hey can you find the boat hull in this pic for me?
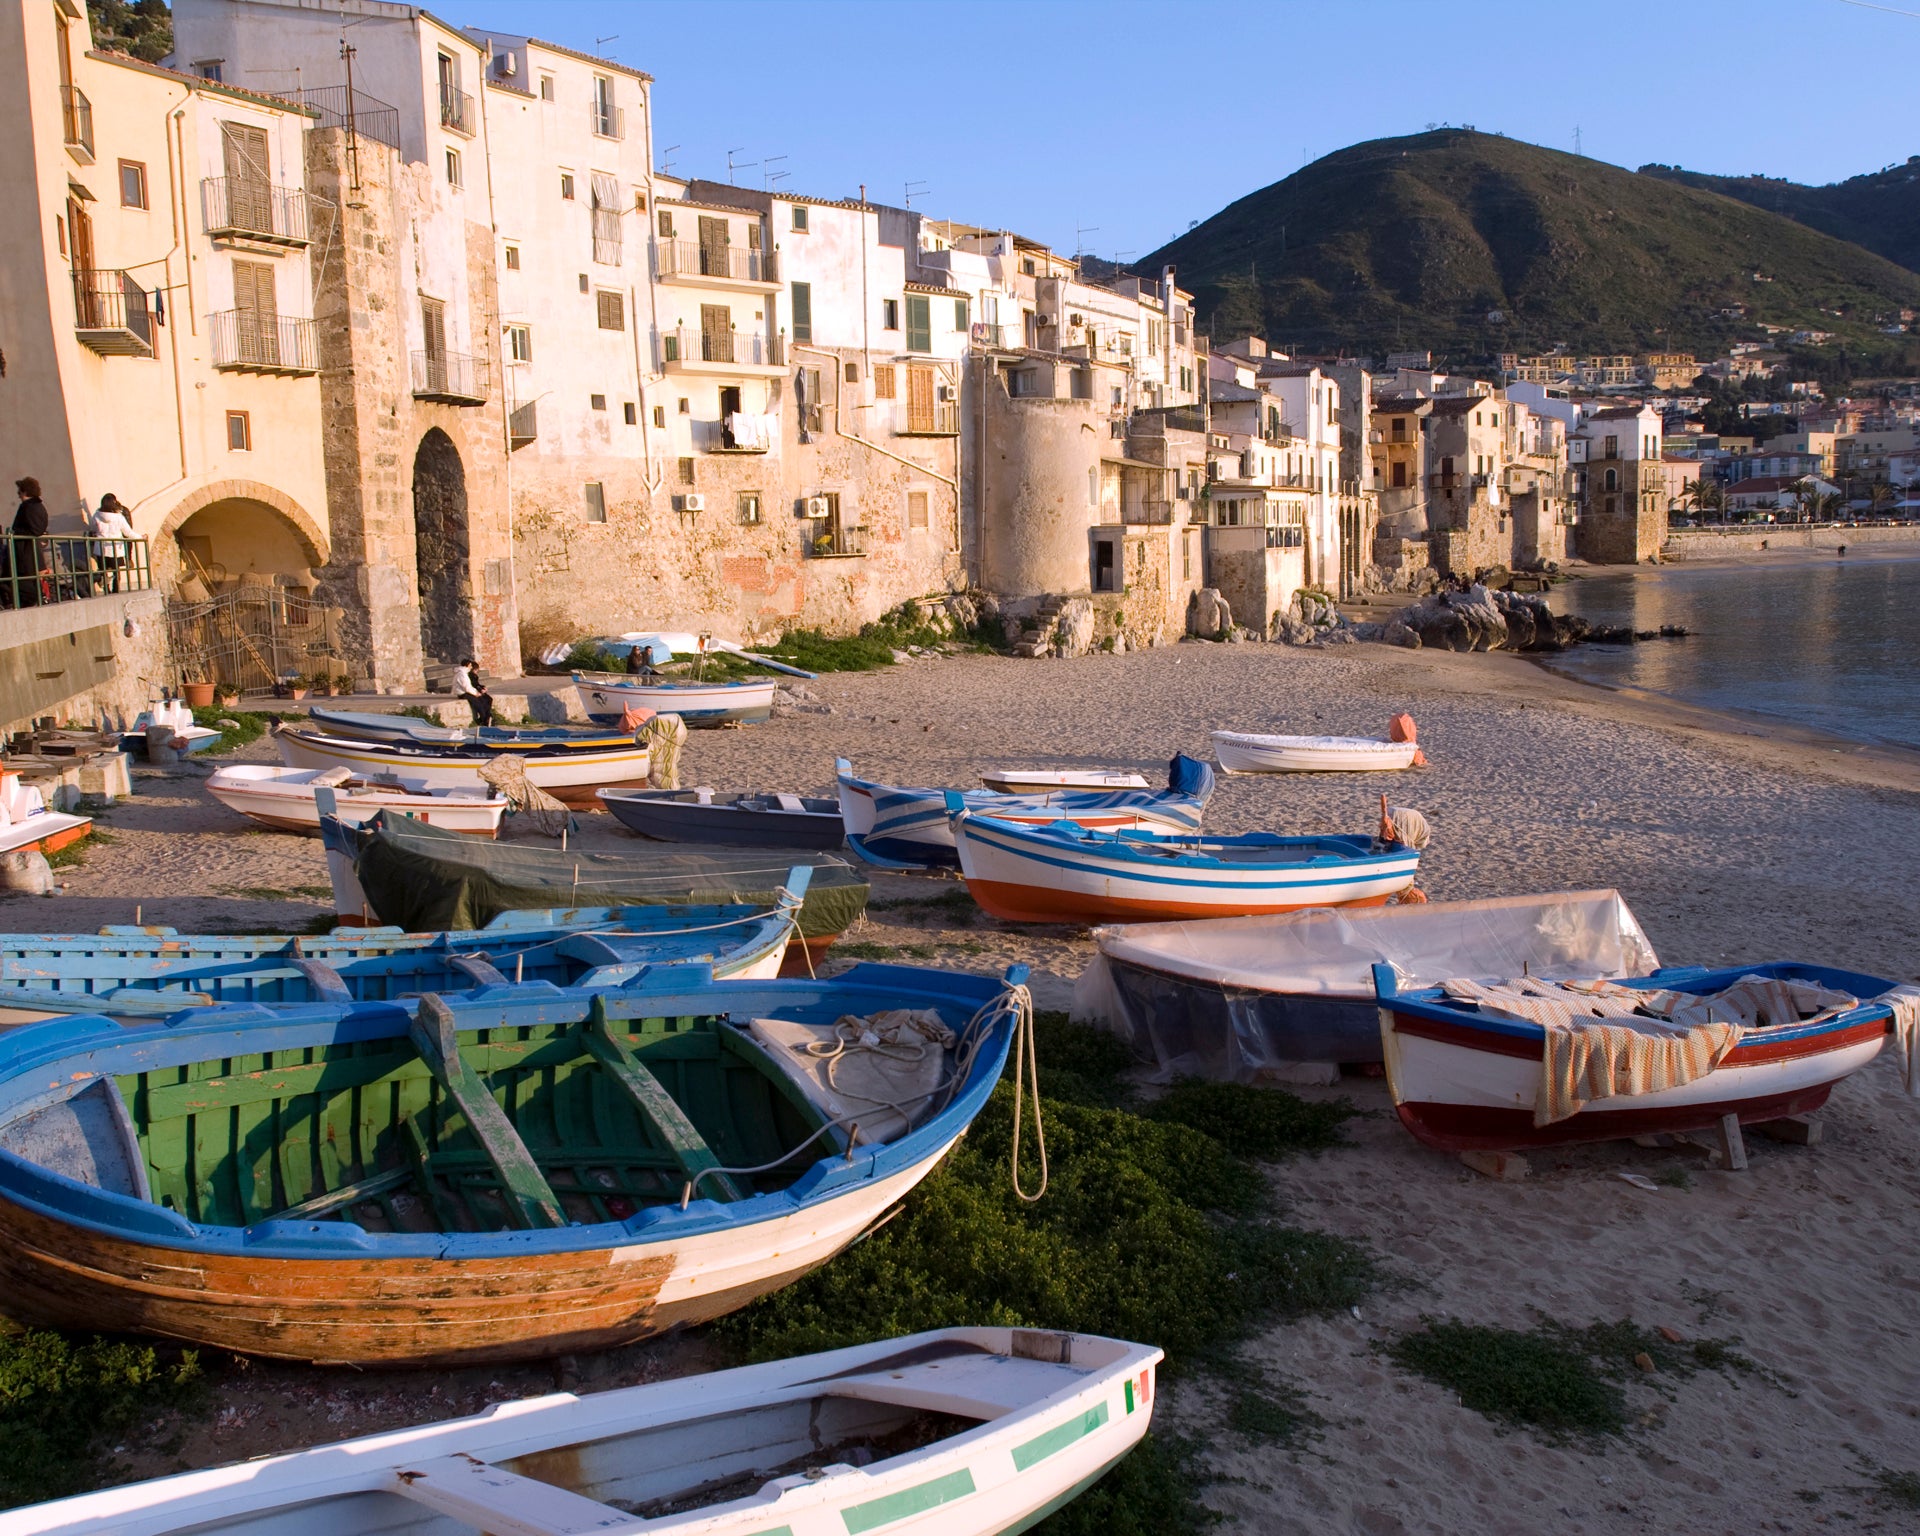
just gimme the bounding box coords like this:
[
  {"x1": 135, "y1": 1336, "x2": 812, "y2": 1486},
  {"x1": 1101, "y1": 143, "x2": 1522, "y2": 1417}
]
[
  {"x1": 1212, "y1": 731, "x2": 1419, "y2": 774},
  {"x1": 838, "y1": 779, "x2": 1206, "y2": 867},
  {"x1": 979, "y1": 769, "x2": 1150, "y2": 794},
  {"x1": 1105, "y1": 954, "x2": 1382, "y2": 1066},
  {"x1": 575, "y1": 674, "x2": 776, "y2": 728},
  {"x1": 599, "y1": 790, "x2": 845, "y2": 851},
  {"x1": 208, "y1": 768, "x2": 506, "y2": 837},
  {"x1": 1382, "y1": 1005, "x2": 1890, "y2": 1152},
  {"x1": 0, "y1": 1143, "x2": 944, "y2": 1366},
  {"x1": 277, "y1": 731, "x2": 650, "y2": 811}
]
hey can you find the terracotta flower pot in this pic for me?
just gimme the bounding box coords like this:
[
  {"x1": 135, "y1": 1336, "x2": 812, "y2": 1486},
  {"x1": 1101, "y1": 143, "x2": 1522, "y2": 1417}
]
[
  {"x1": 288, "y1": 687, "x2": 309, "y2": 700},
  {"x1": 181, "y1": 682, "x2": 216, "y2": 709}
]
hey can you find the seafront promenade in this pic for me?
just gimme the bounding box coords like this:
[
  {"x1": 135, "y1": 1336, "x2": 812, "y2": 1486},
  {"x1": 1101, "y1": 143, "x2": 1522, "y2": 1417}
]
[{"x1": 1663, "y1": 521, "x2": 1920, "y2": 558}]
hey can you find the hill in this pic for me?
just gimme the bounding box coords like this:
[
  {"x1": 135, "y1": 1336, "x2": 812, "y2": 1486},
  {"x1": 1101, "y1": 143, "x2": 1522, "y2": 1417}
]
[
  {"x1": 1140, "y1": 130, "x2": 1920, "y2": 362},
  {"x1": 1639, "y1": 158, "x2": 1920, "y2": 275}
]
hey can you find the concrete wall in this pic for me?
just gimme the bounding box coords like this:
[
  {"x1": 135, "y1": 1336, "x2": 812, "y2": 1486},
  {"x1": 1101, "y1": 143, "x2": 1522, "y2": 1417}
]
[
  {"x1": 0, "y1": 589, "x2": 168, "y2": 734},
  {"x1": 1662, "y1": 524, "x2": 1920, "y2": 559}
]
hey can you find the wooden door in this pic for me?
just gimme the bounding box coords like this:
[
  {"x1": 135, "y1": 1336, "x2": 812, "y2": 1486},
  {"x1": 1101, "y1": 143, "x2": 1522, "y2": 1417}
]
[
  {"x1": 420, "y1": 297, "x2": 447, "y2": 389},
  {"x1": 700, "y1": 303, "x2": 730, "y2": 363},
  {"x1": 233, "y1": 260, "x2": 278, "y2": 365},
  {"x1": 221, "y1": 123, "x2": 271, "y2": 234},
  {"x1": 698, "y1": 216, "x2": 729, "y2": 278},
  {"x1": 906, "y1": 366, "x2": 935, "y2": 433},
  {"x1": 67, "y1": 197, "x2": 96, "y2": 324}
]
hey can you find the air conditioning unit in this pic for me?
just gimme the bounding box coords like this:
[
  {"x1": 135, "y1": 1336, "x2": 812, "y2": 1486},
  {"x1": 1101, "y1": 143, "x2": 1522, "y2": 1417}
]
[
  {"x1": 803, "y1": 497, "x2": 830, "y2": 518},
  {"x1": 1069, "y1": 313, "x2": 1084, "y2": 327},
  {"x1": 681, "y1": 493, "x2": 706, "y2": 512},
  {"x1": 936, "y1": 384, "x2": 954, "y2": 402},
  {"x1": 494, "y1": 52, "x2": 516, "y2": 77}
]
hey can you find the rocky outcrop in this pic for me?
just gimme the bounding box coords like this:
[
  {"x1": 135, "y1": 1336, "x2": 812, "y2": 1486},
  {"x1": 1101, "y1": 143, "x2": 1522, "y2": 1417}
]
[
  {"x1": 1052, "y1": 597, "x2": 1096, "y2": 659},
  {"x1": 1380, "y1": 585, "x2": 1588, "y2": 653},
  {"x1": 1186, "y1": 588, "x2": 1235, "y2": 640}
]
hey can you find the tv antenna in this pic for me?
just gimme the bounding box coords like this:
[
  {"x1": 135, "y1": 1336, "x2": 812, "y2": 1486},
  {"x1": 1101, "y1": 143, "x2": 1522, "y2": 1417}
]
[
  {"x1": 904, "y1": 179, "x2": 929, "y2": 207},
  {"x1": 659, "y1": 143, "x2": 680, "y2": 176},
  {"x1": 762, "y1": 154, "x2": 788, "y2": 190},
  {"x1": 1075, "y1": 222, "x2": 1099, "y2": 258},
  {"x1": 1574, "y1": 125, "x2": 1582, "y2": 157},
  {"x1": 595, "y1": 33, "x2": 619, "y2": 47},
  {"x1": 726, "y1": 147, "x2": 757, "y2": 185}
]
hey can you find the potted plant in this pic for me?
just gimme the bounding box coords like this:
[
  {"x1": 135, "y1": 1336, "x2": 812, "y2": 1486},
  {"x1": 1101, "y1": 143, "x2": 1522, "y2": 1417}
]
[
  {"x1": 180, "y1": 680, "x2": 216, "y2": 709},
  {"x1": 218, "y1": 689, "x2": 241, "y2": 708}
]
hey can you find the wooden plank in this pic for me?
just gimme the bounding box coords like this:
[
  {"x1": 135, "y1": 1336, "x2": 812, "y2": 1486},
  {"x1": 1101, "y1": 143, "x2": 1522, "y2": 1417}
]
[
  {"x1": 269, "y1": 1165, "x2": 413, "y2": 1222},
  {"x1": 389, "y1": 1452, "x2": 648, "y2": 1536},
  {"x1": 713, "y1": 1021, "x2": 834, "y2": 1136},
  {"x1": 448, "y1": 951, "x2": 511, "y2": 988},
  {"x1": 1754, "y1": 1113, "x2": 1824, "y2": 1146},
  {"x1": 287, "y1": 957, "x2": 353, "y2": 1005},
  {"x1": 409, "y1": 996, "x2": 566, "y2": 1231},
  {"x1": 1714, "y1": 1111, "x2": 1749, "y2": 1171},
  {"x1": 401, "y1": 1114, "x2": 464, "y2": 1231},
  {"x1": 582, "y1": 998, "x2": 741, "y2": 1201},
  {"x1": 277, "y1": 1095, "x2": 320, "y2": 1210},
  {"x1": 232, "y1": 1095, "x2": 277, "y2": 1226}
]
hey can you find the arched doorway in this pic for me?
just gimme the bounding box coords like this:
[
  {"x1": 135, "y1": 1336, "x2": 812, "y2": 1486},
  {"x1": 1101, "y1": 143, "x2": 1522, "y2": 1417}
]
[{"x1": 412, "y1": 428, "x2": 473, "y2": 663}]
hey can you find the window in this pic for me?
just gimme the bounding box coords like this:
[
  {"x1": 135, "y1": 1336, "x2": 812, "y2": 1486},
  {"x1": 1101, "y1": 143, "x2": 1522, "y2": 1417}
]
[
  {"x1": 538, "y1": 74, "x2": 554, "y2": 101},
  {"x1": 653, "y1": 405, "x2": 665, "y2": 427},
  {"x1": 882, "y1": 298, "x2": 899, "y2": 330},
  {"x1": 907, "y1": 489, "x2": 929, "y2": 529},
  {"x1": 445, "y1": 147, "x2": 462, "y2": 187},
  {"x1": 1088, "y1": 467, "x2": 1098, "y2": 506},
  {"x1": 844, "y1": 361, "x2": 858, "y2": 384},
  {"x1": 583, "y1": 482, "x2": 607, "y2": 522},
  {"x1": 118, "y1": 160, "x2": 147, "y2": 209},
  {"x1": 657, "y1": 209, "x2": 674, "y2": 238},
  {"x1": 578, "y1": 273, "x2": 589, "y2": 293},
  {"x1": 1391, "y1": 461, "x2": 1407, "y2": 489},
  {"x1": 1110, "y1": 386, "x2": 1123, "y2": 408},
  {"x1": 678, "y1": 457, "x2": 695, "y2": 485},
  {"x1": 953, "y1": 298, "x2": 969, "y2": 332},
  {"x1": 1603, "y1": 434, "x2": 1619, "y2": 458},
  {"x1": 55, "y1": 214, "x2": 64, "y2": 255},
  {"x1": 226, "y1": 410, "x2": 251, "y2": 451},
  {"x1": 505, "y1": 323, "x2": 532, "y2": 362},
  {"x1": 738, "y1": 491, "x2": 762, "y2": 525},
  {"x1": 1604, "y1": 468, "x2": 1618, "y2": 492},
  {"x1": 1021, "y1": 257, "x2": 1035, "y2": 276},
  {"x1": 1391, "y1": 416, "x2": 1406, "y2": 441},
  {"x1": 1070, "y1": 369, "x2": 1092, "y2": 401},
  {"x1": 678, "y1": 397, "x2": 690, "y2": 414},
  {"x1": 874, "y1": 364, "x2": 896, "y2": 399},
  {"x1": 623, "y1": 402, "x2": 637, "y2": 425},
  {"x1": 504, "y1": 244, "x2": 520, "y2": 270},
  {"x1": 596, "y1": 290, "x2": 624, "y2": 330},
  {"x1": 590, "y1": 172, "x2": 622, "y2": 264},
  {"x1": 560, "y1": 172, "x2": 575, "y2": 200},
  {"x1": 905, "y1": 294, "x2": 931, "y2": 353},
  {"x1": 634, "y1": 190, "x2": 647, "y2": 212},
  {"x1": 791, "y1": 205, "x2": 808, "y2": 231},
  {"x1": 790, "y1": 281, "x2": 812, "y2": 342},
  {"x1": 590, "y1": 393, "x2": 606, "y2": 411},
  {"x1": 194, "y1": 59, "x2": 223, "y2": 82}
]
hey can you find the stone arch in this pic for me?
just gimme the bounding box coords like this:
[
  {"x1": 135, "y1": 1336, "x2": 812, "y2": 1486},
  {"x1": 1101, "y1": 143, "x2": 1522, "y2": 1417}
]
[
  {"x1": 153, "y1": 479, "x2": 329, "y2": 588},
  {"x1": 412, "y1": 427, "x2": 474, "y2": 664}
]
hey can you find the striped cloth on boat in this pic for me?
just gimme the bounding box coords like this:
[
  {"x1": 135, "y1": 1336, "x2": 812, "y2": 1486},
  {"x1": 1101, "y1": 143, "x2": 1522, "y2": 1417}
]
[{"x1": 1880, "y1": 984, "x2": 1920, "y2": 1097}]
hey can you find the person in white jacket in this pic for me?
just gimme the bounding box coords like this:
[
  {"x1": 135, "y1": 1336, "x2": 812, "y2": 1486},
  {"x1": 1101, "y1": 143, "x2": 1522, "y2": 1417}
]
[
  {"x1": 90, "y1": 493, "x2": 136, "y2": 593},
  {"x1": 453, "y1": 656, "x2": 494, "y2": 726}
]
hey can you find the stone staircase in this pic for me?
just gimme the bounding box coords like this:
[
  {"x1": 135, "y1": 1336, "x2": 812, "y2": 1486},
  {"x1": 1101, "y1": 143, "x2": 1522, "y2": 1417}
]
[{"x1": 1010, "y1": 595, "x2": 1066, "y2": 658}]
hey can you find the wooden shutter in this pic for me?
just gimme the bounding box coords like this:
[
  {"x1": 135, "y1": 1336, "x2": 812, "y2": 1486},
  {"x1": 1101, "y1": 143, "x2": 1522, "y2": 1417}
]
[
  {"x1": 221, "y1": 122, "x2": 271, "y2": 233},
  {"x1": 698, "y1": 216, "x2": 729, "y2": 277},
  {"x1": 596, "y1": 290, "x2": 624, "y2": 330},
  {"x1": 700, "y1": 304, "x2": 731, "y2": 362},
  {"x1": 906, "y1": 366, "x2": 935, "y2": 433},
  {"x1": 236, "y1": 260, "x2": 279, "y2": 365},
  {"x1": 420, "y1": 295, "x2": 445, "y2": 358},
  {"x1": 905, "y1": 295, "x2": 930, "y2": 353},
  {"x1": 907, "y1": 490, "x2": 929, "y2": 529},
  {"x1": 873, "y1": 364, "x2": 895, "y2": 400},
  {"x1": 790, "y1": 282, "x2": 812, "y2": 342}
]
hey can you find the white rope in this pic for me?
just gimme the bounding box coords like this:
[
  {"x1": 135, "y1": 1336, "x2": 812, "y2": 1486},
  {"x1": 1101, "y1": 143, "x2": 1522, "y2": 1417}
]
[{"x1": 1000, "y1": 983, "x2": 1048, "y2": 1202}]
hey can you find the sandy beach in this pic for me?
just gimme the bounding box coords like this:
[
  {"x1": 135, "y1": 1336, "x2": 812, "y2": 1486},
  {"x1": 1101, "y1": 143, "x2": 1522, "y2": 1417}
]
[{"x1": 10, "y1": 639, "x2": 1920, "y2": 1533}]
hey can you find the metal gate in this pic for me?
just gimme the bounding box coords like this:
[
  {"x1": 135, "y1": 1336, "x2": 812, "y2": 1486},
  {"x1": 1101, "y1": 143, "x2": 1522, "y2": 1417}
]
[{"x1": 165, "y1": 585, "x2": 348, "y2": 693}]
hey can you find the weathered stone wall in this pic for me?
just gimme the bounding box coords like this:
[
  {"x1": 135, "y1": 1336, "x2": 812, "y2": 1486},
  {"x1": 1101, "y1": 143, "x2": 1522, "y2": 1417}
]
[
  {"x1": 1576, "y1": 461, "x2": 1667, "y2": 564},
  {"x1": 0, "y1": 590, "x2": 169, "y2": 734},
  {"x1": 1206, "y1": 528, "x2": 1304, "y2": 635},
  {"x1": 1663, "y1": 523, "x2": 1920, "y2": 559},
  {"x1": 977, "y1": 376, "x2": 1110, "y2": 599}
]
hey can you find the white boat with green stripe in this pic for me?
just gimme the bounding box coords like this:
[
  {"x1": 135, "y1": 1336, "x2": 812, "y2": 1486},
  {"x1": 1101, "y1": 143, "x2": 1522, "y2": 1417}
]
[{"x1": 6, "y1": 1326, "x2": 1161, "y2": 1536}]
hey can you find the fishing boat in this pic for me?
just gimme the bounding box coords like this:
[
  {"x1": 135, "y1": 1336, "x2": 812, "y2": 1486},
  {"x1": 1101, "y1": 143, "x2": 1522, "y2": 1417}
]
[
  {"x1": 321, "y1": 811, "x2": 869, "y2": 975},
  {"x1": 4, "y1": 1324, "x2": 1158, "y2": 1536},
  {"x1": 275, "y1": 726, "x2": 651, "y2": 811},
  {"x1": 308, "y1": 707, "x2": 638, "y2": 752},
  {"x1": 949, "y1": 802, "x2": 1420, "y2": 924},
  {"x1": 120, "y1": 700, "x2": 223, "y2": 757},
  {"x1": 0, "y1": 768, "x2": 89, "y2": 858},
  {"x1": 838, "y1": 754, "x2": 1214, "y2": 868},
  {"x1": 1212, "y1": 730, "x2": 1419, "y2": 774},
  {"x1": 575, "y1": 672, "x2": 780, "y2": 728},
  {"x1": 1376, "y1": 960, "x2": 1902, "y2": 1151},
  {"x1": 979, "y1": 768, "x2": 1150, "y2": 794},
  {"x1": 0, "y1": 962, "x2": 1028, "y2": 1364},
  {"x1": 0, "y1": 885, "x2": 807, "y2": 1027},
  {"x1": 1072, "y1": 890, "x2": 1661, "y2": 1077},
  {"x1": 208, "y1": 764, "x2": 509, "y2": 836},
  {"x1": 599, "y1": 786, "x2": 845, "y2": 850}
]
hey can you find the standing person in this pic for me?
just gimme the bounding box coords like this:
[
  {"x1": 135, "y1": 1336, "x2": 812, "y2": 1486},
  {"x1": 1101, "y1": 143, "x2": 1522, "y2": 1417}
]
[
  {"x1": 90, "y1": 493, "x2": 135, "y2": 594},
  {"x1": 10, "y1": 477, "x2": 48, "y2": 609},
  {"x1": 453, "y1": 656, "x2": 494, "y2": 727}
]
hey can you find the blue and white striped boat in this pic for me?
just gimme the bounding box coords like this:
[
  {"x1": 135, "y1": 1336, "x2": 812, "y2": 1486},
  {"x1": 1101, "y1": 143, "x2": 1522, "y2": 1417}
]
[
  {"x1": 837, "y1": 754, "x2": 1214, "y2": 868},
  {"x1": 948, "y1": 803, "x2": 1421, "y2": 923}
]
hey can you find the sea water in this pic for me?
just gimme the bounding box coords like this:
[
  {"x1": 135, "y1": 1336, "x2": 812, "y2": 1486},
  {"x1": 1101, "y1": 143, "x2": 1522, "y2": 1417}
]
[{"x1": 1547, "y1": 551, "x2": 1920, "y2": 750}]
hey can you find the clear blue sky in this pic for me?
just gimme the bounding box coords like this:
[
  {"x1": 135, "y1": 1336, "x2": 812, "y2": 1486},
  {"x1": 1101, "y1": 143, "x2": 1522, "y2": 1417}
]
[{"x1": 450, "y1": 0, "x2": 1919, "y2": 260}]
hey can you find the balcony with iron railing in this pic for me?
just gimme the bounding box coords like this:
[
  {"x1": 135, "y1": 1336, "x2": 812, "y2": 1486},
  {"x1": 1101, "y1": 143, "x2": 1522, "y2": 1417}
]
[
  {"x1": 590, "y1": 102, "x2": 624, "y2": 139},
  {"x1": 654, "y1": 240, "x2": 778, "y2": 288},
  {"x1": 61, "y1": 84, "x2": 93, "y2": 163},
  {"x1": 971, "y1": 322, "x2": 1022, "y2": 351},
  {"x1": 508, "y1": 400, "x2": 537, "y2": 450},
  {"x1": 805, "y1": 524, "x2": 868, "y2": 559},
  {"x1": 73, "y1": 270, "x2": 153, "y2": 357},
  {"x1": 411, "y1": 349, "x2": 489, "y2": 404},
  {"x1": 201, "y1": 177, "x2": 311, "y2": 247},
  {"x1": 439, "y1": 83, "x2": 474, "y2": 136},
  {"x1": 897, "y1": 400, "x2": 959, "y2": 437},
  {"x1": 209, "y1": 310, "x2": 319, "y2": 375},
  {"x1": 661, "y1": 325, "x2": 784, "y2": 374},
  {"x1": 1, "y1": 534, "x2": 152, "y2": 610},
  {"x1": 271, "y1": 84, "x2": 402, "y2": 151}
]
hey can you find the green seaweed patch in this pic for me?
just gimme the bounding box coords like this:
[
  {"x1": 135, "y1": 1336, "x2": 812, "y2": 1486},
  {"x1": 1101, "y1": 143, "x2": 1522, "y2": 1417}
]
[
  {"x1": 1146, "y1": 1080, "x2": 1357, "y2": 1159},
  {"x1": 43, "y1": 828, "x2": 117, "y2": 870},
  {"x1": 188, "y1": 707, "x2": 277, "y2": 754},
  {"x1": 1385, "y1": 1317, "x2": 1763, "y2": 1439},
  {"x1": 0, "y1": 1329, "x2": 203, "y2": 1507},
  {"x1": 1034, "y1": 1430, "x2": 1217, "y2": 1535}
]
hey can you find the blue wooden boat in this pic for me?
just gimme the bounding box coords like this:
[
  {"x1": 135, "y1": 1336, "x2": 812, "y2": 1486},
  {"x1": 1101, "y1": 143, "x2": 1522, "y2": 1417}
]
[
  {"x1": 0, "y1": 876, "x2": 809, "y2": 1024},
  {"x1": 306, "y1": 707, "x2": 637, "y2": 753},
  {"x1": 837, "y1": 753, "x2": 1215, "y2": 868},
  {"x1": 0, "y1": 962, "x2": 1027, "y2": 1364}
]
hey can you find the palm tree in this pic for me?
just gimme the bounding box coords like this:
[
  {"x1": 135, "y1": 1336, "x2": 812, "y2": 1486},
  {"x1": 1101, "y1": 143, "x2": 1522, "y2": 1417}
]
[
  {"x1": 1788, "y1": 477, "x2": 1821, "y2": 524},
  {"x1": 1868, "y1": 481, "x2": 1897, "y2": 521}
]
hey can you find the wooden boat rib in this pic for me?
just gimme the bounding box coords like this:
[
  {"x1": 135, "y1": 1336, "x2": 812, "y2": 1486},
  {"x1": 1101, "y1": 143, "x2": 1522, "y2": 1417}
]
[
  {"x1": 308, "y1": 707, "x2": 638, "y2": 752},
  {"x1": 575, "y1": 671, "x2": 779, "y2": 728},
  {"x1": 1212, "y1": 730, "x2": 1419, "y2": 774},
  {"x1": 276, "y1": 727, "x2": 651, "y2": 811},
  {"x1": 0, "y1": 883, "x2": 807, "y2": 1026},
  {"x1": 838, "y1": 754, "x2": 1214, "y2": 868},
  {"x1": 1073, "y1": 890, "x2": 1661, "y2": 1073},
  {"x1": 951, "y1": 804, "x2": 1421, "y2": 924},
  {"x1": 0, "y1": 963, "x2": 1025, "y2": 1364},
  {"x1": 1377, "y1": 960, "x2": 1898, "y2": 1151},
  {"x1": 599, "y1": 785, "x2": 846, "y2": 850},
  {"x1": 5, "y1": 1325, "x2": 1159, "y2": 1536},
  {"x1": 208, "y1": 763, "x2": 508, "y2": 836}
]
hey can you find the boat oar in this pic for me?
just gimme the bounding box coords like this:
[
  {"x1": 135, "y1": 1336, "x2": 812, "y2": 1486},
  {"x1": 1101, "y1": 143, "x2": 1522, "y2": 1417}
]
[{"x1": 705, "y1": 639, "x2": 818, "y2": 681}]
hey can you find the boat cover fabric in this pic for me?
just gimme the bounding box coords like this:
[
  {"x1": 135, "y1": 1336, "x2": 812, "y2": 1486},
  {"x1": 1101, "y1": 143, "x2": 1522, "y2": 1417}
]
[
  {"x1": 1073, "y1": 891, "x2": 1659, "y2": 1081},
  {"x1": 477, "y1": 755, "x2": 570, "y2": 836},
  {"x1": 641, "y1": 712, "x2": 686, "y2": 788},
  {"x1": 747, "y1": 1009, "x2": 954, "y2": 1144},
  {"x1": 347, "y1": 813, "x2": 867, "y2": 940},
  {"x1": 1884, "y1": 984, "x2": 1920, "y2": 1096}
]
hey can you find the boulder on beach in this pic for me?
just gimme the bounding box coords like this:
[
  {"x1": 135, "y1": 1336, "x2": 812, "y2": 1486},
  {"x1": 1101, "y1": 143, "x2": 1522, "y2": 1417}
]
[{"x1": 1187, "y1": 587, "x2": 1234, "y2": 641}]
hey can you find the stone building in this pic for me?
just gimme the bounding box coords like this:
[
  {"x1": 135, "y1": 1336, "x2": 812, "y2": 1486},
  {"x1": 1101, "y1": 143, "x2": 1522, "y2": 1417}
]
[{"x1": 1575, "y1": 404, "x2": 1667, "y2": 563}]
